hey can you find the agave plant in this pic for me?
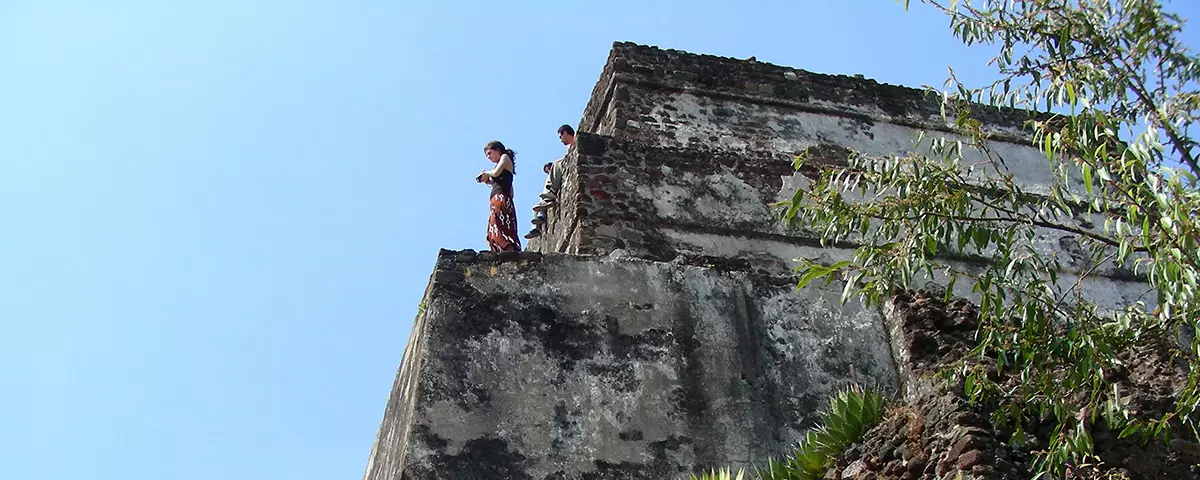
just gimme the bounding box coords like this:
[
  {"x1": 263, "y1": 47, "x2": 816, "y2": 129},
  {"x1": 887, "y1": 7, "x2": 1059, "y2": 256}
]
[
  {"x1": 819, "y1": 384, "x2": 886, "y2": 450},
  {"x1": 755, "y1": 385, "x2": 888, "y2": 480}
]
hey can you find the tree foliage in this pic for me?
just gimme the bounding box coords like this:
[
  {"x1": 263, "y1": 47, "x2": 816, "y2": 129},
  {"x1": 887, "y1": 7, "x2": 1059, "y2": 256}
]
[{"x1": 779, "y1": 0, "x2": 1199, "y2": 476}]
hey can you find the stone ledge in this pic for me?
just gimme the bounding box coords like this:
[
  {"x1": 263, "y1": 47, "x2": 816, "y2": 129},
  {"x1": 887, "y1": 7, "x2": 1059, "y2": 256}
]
[
  {"x1": 597, "y1": 42, "x2": 1052, "y2": 141},
  {"x1": 435, "y1": 248, "x2": 544, "y2": 268},
  {"x1": 608, "y1": 72, "x2": 1035, "y2": 147},
  {"x1": 573, "y1": 131, "x2": 797, "y2": 168},
  {"x1": 434, "y1": 247, "x2": 801, "y2": 290}
]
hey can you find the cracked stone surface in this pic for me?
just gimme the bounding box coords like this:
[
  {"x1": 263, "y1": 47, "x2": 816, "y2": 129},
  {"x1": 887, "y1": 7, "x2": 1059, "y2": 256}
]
[{"x1": 361, "y1": 251, "x2": 897, "y2": 480}]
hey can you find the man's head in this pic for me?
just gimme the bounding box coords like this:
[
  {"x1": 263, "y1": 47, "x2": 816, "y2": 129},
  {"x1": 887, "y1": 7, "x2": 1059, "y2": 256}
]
[{"x1": 557, "y1": 124, "x2": 575, "y2": 146}]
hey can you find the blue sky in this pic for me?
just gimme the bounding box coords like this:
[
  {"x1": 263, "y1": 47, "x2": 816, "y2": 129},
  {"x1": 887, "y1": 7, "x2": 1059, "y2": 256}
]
[{"x1": 1, "y1": 1, "x2": 1197, "y2": 479}]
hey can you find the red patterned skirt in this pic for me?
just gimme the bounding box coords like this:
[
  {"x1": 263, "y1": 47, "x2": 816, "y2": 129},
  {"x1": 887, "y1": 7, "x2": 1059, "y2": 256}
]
[{"x1": 487, "y1": 191, "x2": 521, "y2": 252}]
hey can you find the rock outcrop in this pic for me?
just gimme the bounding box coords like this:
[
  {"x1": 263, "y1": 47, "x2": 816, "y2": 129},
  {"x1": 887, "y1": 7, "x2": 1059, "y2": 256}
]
[{"x1": 829, "y1": 290, "x2": 1200, "y2": 480}]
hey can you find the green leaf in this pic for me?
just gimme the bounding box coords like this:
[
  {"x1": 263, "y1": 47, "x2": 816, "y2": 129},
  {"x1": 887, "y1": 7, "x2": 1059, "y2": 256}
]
[
  {"x1": 828, "y1": 260, "x2": 853, "y2": 271},
  {"x1": 796, "y1": 266, "x2": 825, "y2": 290},
  {"x1": 1081, "y1": 162, "x2": 1093, "y2": 195},
  {"x1": 973, "y1": 228, "x2": 989, "y2": 251},
  {"x1": 841, "y1": 279, "x2": 856, "y2": 305}
]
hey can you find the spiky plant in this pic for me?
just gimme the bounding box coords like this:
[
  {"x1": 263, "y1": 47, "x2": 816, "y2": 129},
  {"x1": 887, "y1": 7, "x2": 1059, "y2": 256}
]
[
  {"x1": 756, "y1": 385, "x2": 887, "y2": 480},
  {"x1": 820, "y1": 384, "x2": 886, "y2": 450}
]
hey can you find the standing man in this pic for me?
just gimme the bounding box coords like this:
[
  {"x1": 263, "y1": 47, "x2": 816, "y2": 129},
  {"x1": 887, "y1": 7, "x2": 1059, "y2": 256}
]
[{"x1": 525, "y1": 124, "x2": 576, "y2": 239}]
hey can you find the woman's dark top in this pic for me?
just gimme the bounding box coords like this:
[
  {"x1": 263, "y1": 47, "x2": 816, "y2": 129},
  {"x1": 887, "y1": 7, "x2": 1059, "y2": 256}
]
[{"x1": 491, "y1": 169, "x2": 514, "y2": 197}]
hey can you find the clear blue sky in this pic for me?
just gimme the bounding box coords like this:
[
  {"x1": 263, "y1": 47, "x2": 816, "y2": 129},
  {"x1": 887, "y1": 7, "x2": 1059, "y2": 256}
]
[{"x1": 1, "y1": 1, "x2": 1197, "y2": 479}]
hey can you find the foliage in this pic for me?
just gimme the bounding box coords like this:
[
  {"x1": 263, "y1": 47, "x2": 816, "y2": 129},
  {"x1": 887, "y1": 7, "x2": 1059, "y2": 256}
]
[
  {"x1": 689, "y1": 386, "x2": 885, "y2": 480},
  {"x1": 779, "y1": 0, "x2": 1200, "y2": 476},
  {"x1": 758, "y1": 385, "x2": 886, "y2": 480}
]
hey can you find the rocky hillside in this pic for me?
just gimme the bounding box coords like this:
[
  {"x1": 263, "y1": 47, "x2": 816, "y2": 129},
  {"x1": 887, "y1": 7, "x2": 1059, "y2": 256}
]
[{"x1": 829, "y1": 290, "x2": 1199, "y2": 480}]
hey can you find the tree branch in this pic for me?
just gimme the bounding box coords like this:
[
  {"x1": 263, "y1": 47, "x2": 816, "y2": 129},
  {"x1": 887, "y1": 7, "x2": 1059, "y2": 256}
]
[
  {"x1": 1112, "y1": 56, "x2": 1200, "y2": 175},
  {"x1": 858, "y1": 208, "x2": 1141, "y2": 252}
]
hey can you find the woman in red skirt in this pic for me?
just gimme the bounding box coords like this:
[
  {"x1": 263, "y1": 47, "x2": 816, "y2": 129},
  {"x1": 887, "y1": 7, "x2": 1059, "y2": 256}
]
[{"x1": 477, "y1": 141, "x2": 521, "y2": 252}]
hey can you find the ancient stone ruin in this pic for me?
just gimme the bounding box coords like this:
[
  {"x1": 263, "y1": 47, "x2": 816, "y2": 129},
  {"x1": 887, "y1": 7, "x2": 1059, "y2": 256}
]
[{"x1": 360, "y1": 42, "x2": 1180, "y2": 479}]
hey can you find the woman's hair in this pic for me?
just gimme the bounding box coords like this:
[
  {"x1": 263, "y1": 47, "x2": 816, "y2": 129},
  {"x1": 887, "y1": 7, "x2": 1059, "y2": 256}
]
[{"x1": 485, "y1": 140, "x2": 516, "y2": 171}]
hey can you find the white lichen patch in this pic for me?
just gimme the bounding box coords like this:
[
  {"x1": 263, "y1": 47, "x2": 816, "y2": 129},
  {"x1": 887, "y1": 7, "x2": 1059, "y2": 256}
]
[{"x1": 636, "y1": 166, "x2": 774, "y2": 227}]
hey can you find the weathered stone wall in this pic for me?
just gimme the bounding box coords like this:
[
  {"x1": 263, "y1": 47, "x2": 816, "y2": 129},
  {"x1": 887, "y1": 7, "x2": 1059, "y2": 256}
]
[
  {"x1": 528, "y1": 132, "x2": 803, "y2": 271},
  {"x1": 537, "y1": 42, "x2": 1142, "y2": 307},
  {"x1": 580, "y1": 43, "x2": 1041, "y2": 143},
  {"x1": 578, "y1": 43, "x2": 1079, "y2": 199},
  {"x1": 614, "y1": 89, "x2": 1080, "y2": 195},
  {"x1": 525, "y1": 132, "x2": 1148, "y2": 312},
  {"x1": 574, "y1": 44, "x2": 994, "y2": 263},
  {"x1": 362, "y1": 250, "x2": 897, "y2": 480}
]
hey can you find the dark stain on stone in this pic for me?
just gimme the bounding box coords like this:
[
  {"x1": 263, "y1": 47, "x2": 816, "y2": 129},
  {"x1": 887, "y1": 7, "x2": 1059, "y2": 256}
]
[
  {"x1": 413, "y1": 285, "x2": 513, "y2": 410},
  {"x1": 650, "y1": 434, "x2": 691, "y2": 453},
  {"x1": 585, "y1": 362, "x2": 640, "y2": 393},
  {"x1": 416, "y1": 370, "x2": 492, "y2": 412},
  {"x1": 470, "y1": 385, "x2": 492, "y2": 407},
  {"x1": 509, "y1": 301, "x2": 605, "y2": 370},
  {"x1": 583, "y1": 436, "x2": 693, "y2": 480},
  {"x1": 435, "y1": 252, "x2": 457, "y2": 270},
  {"x1": 553, "y1": 405, "x2": 573, "y2": 430},
  {"x1": 437, "y1": 284, "x2": 507, "y2": 339},
  {"x1": 613, "y1": 328, "x2": 673, "y2": 361},
  {"x1": 618, "y1": 429, "x2": 644, "y2": 441},
  {"x1": 551, "y1": 404, "x2": 580, "y2": 451},
  {"x1": 667, "y1": 292, "x2": 720, "y2": 467},
  {"x1": 419, "y1": 288, "x2": 610, "y2": 408},
  {"x1": 498, "y1": 250, "x2": 520, "y2": 262},
  {"x1": 728, "y1": 285, "x2": 786, "y2": 457},
  {"x1": 799, "y1": 143, "x2": 853, "y2": 167},
  {"x1": 582, "y1": 460, "x2": 673, "y2": 480},
  {"x1": 576, "y1": 131, "x2": 610, "y2": 155},
  {"x1": 413, "y1": 424, "x2": 449, "y2": 451},
  {"x1": 431, "y1": 269, "x2": 464, "y2": 285},
  {"x1": 1056, "y1": 235, "x2": 1088, "y2": 268},
  {"x1": 415, "y1": 437, "x2": 533, "y2": 480}
]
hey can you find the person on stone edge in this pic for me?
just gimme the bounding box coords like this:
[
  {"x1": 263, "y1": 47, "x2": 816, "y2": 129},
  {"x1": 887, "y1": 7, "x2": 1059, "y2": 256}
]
[
  {"x1": 525, "y1": 124, "x2": 576, "y2": 239},
  {"x1": 477, "y1": 140, "x2": 521, "y2": 252}
]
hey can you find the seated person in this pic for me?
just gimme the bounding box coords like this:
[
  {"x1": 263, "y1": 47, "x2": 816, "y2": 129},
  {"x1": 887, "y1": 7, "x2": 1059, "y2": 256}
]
[{"x1": 526, "y1": 124, "x2": 576, "y2": 239}]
